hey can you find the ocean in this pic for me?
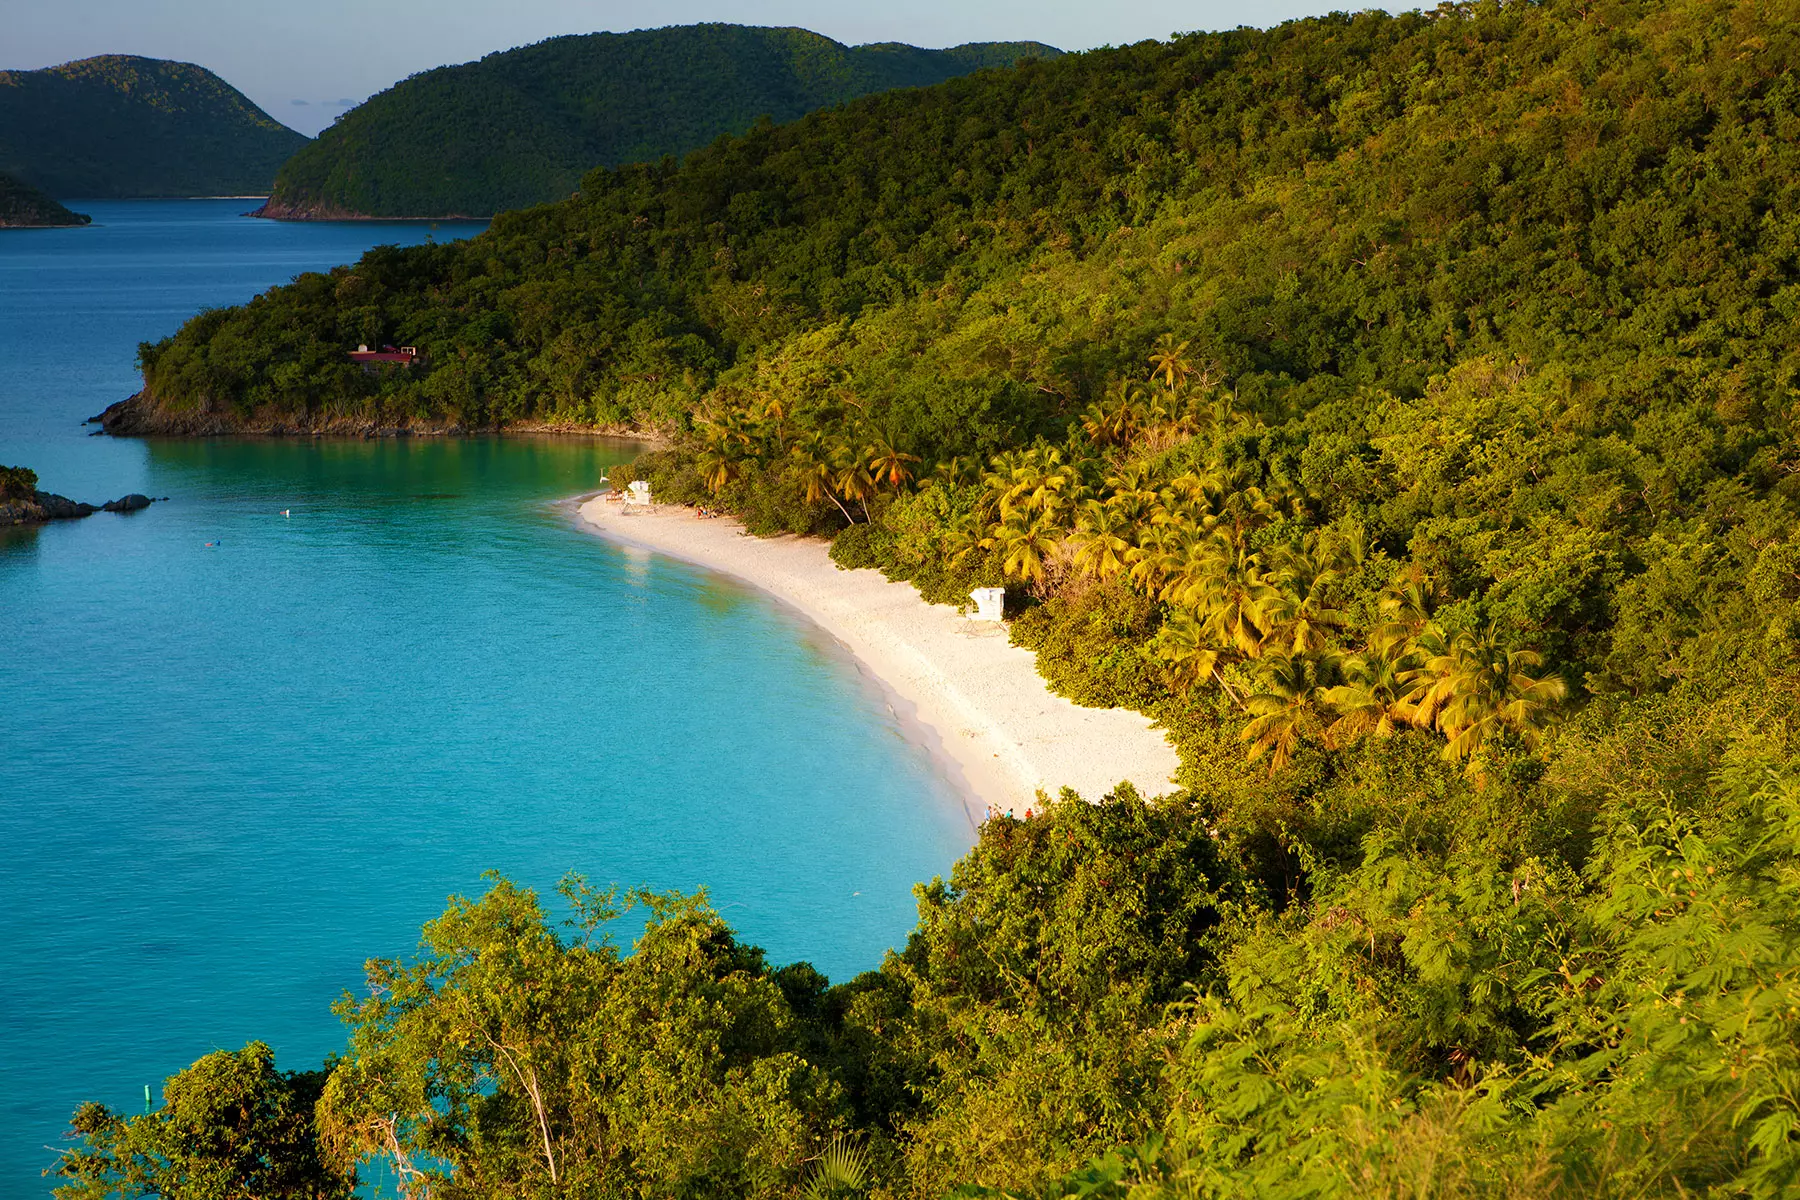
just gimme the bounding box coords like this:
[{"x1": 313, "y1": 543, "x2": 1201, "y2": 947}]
[{"x1": 0, "y1": 200, "x2": 972, "y2": 1195}]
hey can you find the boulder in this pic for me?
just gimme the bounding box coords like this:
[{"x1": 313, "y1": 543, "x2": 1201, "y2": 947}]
[
  {"x1": 103, "y1": 493, "x2": 153, "y2": 513},
  {"x1": 34, "y1": 492, "x2": 95, "y2": 518}
]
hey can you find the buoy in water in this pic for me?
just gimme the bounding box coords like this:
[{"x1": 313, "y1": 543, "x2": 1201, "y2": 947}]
[{"x1": 280, "y1": 509, "x2": 290, "y2": 517}]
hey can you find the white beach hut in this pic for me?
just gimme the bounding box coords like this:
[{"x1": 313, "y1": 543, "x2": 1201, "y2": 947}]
[
  {"x1": 625, "y1": 479, "x2": 653, "y2": 507},
  {"x1": 970, "y1": 587, "x2": 1005, "y2": 622}
]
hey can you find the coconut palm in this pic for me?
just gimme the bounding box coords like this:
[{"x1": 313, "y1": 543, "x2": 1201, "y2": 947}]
[
  {"x1": 1259, "y1": 543, "x2": 1347, "y2": 656},
  {"x1": 865, "y1": 439, "x2": 920, "y2": 491},
  {"x1": 1124, "y1": 525, "x2": 1185, "y2": 597},
  {"x1": 696, "y1": 444, "x2": 742, "y2": 494},
  {"x1": 934, "y1": 455, "x2": 978, "y2": 488},
  {"x1": 789, "y1": 434, "x2": 855, "y2": 524},
  {"x1": 1404, "y1": 625, "x2": 1568, "y2": 763},
  {"x1": 994, "y1": 515, "x2": 1061, "y2": 585},
  {"x1": 1067, "y1": 499, "x2": 1132, "y2": 582},
  {"x1": 1240, "y1": 652, "x2": 1319, "y2": 773},
  {"x1": 1080, "y1": 379, "x2": 1145, "y2": 447},
  {"x1": 831, "y1": 447, "x2": 878, "y2": 522},
  {"x1": 1176, "y1": 536, "x2": 1277, "y2": 658},
  {"x1": 1320, "y1": 644, "x2": 1417, "y2": 747},
  {"x1": 1152, "y1": 608, "x2": 1240, "y2": 701},
  {"x1": 1375, "y1": 573, "x2": 1434, "y2": 650},
  {"x1": 1147, "y1": 334, "x2": 1193, "y2": 389}
]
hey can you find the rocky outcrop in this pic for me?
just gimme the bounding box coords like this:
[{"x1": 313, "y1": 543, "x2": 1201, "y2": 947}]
[{"x1": 0, "y1": 489, "x2": 159, "y2": 527}]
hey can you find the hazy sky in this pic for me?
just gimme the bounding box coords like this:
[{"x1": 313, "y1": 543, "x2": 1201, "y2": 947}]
[{"x1": 1, "y1": 0, "x2": 1344, "y2": 136}]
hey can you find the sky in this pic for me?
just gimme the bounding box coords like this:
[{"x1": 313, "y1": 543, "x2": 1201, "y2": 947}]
[{"x1": 0, "y1": 0, "x2": 1345, "y2": 136}]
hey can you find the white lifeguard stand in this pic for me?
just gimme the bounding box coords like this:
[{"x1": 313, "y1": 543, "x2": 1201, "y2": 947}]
[
  {"x1": 970, "y1": 587, "x2": 1005, "y2": 622},
  {"x1": 625, "y1": 479, "x2": 653, "y2": 507}
]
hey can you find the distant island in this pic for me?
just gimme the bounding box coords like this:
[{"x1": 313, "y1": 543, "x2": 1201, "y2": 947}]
[
  {"x1": 0, "y1": 55, "x2": 306, "y2": 199},
  {"x1": 0, "y1": 172, "x2": 89, "y2": 227},
  {"x1": 256, "y1": 24, "x2": 1059, "y2": 219}
]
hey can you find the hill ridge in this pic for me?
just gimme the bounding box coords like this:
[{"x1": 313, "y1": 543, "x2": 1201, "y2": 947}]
[
  {"x1": 257, "y1": 23, "x2": 1060, "y2": 220},
  {"x1": 0, "y1": 54, "x2": 306, "y2": 198}
]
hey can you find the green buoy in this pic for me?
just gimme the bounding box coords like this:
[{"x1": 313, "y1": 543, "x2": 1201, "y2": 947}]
[{"x1": 143, "y1": 1084, "x2": 152, "y2": 1114}]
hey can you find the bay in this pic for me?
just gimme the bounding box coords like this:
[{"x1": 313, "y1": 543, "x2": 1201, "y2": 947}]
[{"x1": 0, "y1": 201, "x2": 972, "y2": 1196}]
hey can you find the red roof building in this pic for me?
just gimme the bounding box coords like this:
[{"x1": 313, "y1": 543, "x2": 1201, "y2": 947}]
[{"x1": 349, "y1": 343, "x2": 420, "y2": 366}]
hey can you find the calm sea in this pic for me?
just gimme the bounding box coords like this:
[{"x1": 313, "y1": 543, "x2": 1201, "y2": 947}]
[{"x1": 0, "y1": 201, "x2": 971, "y2": 1196}]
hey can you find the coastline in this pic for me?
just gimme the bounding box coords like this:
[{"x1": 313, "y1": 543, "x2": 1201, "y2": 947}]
[
  {"x1": 575, "y1": 496, "x2": 1181, "y2": 823},
  {"x1": 91, "y1": 391, "x2": 669, "y2": 443}
]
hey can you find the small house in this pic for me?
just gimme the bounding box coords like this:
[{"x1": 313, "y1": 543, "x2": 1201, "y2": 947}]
[
  {"x1": 348, "y1": 344, "x2": 421, "y2": 368},
  {"x1": 970, "y1": 587, "x2": 1005, "y2": 622}
]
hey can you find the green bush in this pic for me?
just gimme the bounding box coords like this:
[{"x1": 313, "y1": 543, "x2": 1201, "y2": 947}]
[{"x1": 0, "y1": 464, "x2": 38, "y2": 501}]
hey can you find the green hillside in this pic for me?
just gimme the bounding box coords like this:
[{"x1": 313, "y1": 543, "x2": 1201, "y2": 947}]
[
  {"x1": 0, "y1": 172, "x2": 89, "y2": 226},
  {"x1": 82, "y1": 1, "x2": 1800, "y2": 1196},
  {"x1": 0, "y1": 55, "x2": 307, "y2": 198},
  {"x1": 257, "y1": 24, "x2": 1061, "y2": 219}
]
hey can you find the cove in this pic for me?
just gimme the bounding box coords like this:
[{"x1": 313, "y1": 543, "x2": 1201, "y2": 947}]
[{"x1": 0, "y1": 202, "x2": 972, "y2": 1196}]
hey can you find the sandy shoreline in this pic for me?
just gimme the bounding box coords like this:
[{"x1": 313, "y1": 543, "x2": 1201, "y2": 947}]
[{"x1": 575, "y1": 496, "x2": 1180, "y2": 823}]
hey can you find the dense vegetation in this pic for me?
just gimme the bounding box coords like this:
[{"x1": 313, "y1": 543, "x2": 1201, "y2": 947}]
[
  {"x1": 71, "y1": 0, "x2": 1800, "y2": 1194},
  {"x1": 0, "y1": 172, "x2": 89, "y2": 226},
  {"x1": 259, "y1": 25, "x2": 1060, "y2": 219},
  {"x1": 0, "y1": 465, "x2": 39, "y2": 500},
  {"x1": 0, "y1": 55, "x2": 306, "y2": 198}
]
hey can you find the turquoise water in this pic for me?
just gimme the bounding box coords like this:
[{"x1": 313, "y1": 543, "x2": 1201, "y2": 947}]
[{"x1": 0, "y1": 202, "x2": 972, "y2": 1195}]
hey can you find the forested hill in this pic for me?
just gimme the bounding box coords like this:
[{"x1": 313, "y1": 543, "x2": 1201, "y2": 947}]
[
  {"x1": 0, "y1": 172, "x2": 89, "y2": 227},
  {"x1": 0, "y1": 55, "x2": 307, "y2": 198},
  {"x1": 256, "y1": 25, "x2": 1062, "y2": 219}
]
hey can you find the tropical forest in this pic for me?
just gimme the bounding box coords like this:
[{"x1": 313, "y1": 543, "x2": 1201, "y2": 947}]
[{"x1": 61, "y1": 0, "x2": 1800, "y2": 1196}]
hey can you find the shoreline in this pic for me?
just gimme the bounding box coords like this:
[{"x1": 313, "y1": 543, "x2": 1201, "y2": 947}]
[{"x1": 574, "y1": 497, "x2": 1181, "y2": 824}]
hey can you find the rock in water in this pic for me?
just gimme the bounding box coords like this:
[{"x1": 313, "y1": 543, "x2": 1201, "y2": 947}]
[{"x1": 103, "y1": 494, "x2": 152, "y2": 512}]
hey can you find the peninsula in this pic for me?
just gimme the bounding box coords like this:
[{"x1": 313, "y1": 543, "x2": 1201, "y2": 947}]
[{"x1": 0, "y1": 172, "x2": 89, "y2": 228}]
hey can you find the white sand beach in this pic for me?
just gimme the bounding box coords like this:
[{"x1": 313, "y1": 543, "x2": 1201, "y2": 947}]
[{"x1": 576, "y1": 495, "x2": 1181, "y2": 824}]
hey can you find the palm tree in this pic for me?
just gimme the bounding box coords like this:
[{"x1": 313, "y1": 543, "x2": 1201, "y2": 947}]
[
  {"x1": 1259, "y1": 543, "x2": 1346, "y2": 657},
  {"x1": 865, "y1": 439, "x2": 920, "y2": 491},
  {"x1": 942, "y1": 519, "x2": 985, "y2": 568},
  {"x1": 1404, "y1": 625, "x2": 1568, "y2": 763},
  {"x1": 1066, "y1": 499, "x2": 1132, "y2": 582},
  {"x1": 1152, "y1": 608, "x2": 1240, "y2": 702},
  {"x1": 1240, "y1": 652, "x2": 1319, "y2": 773},
  {"x1": 803, "y1": 1135, "x2": 871, "y2": 1200},
  {"x1": 1124, "y1": 525, "x2": 1184, "y2": 597},
  {"x1": 994, "y1": 515, "x2": 1061, "y2": 585},
  {"x1": 1146, "y1": 334, "x2": 1193, "y2": 390},
  {"x1": 1375, "y1": 573, "x2": 1433, "y2": 651},
  {"x1": 1178, "y1": 536, "x2": 1277, "y2": 658},
  {"x1": 790, "y1": 434, "x2": 855, "y2": 525},
  {"x1": 1080, "y1": 379, "x2": 1145, "y2": 447},
  {"x1": 934, "y1": 455, "x2": 978, "y2": 489},
  {"x1": 1320, "y1": 644, "x2": 1417, "y2": 747},
  {"x1": 831, "y1": 445, "x2": 878, "y2": 523}
]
